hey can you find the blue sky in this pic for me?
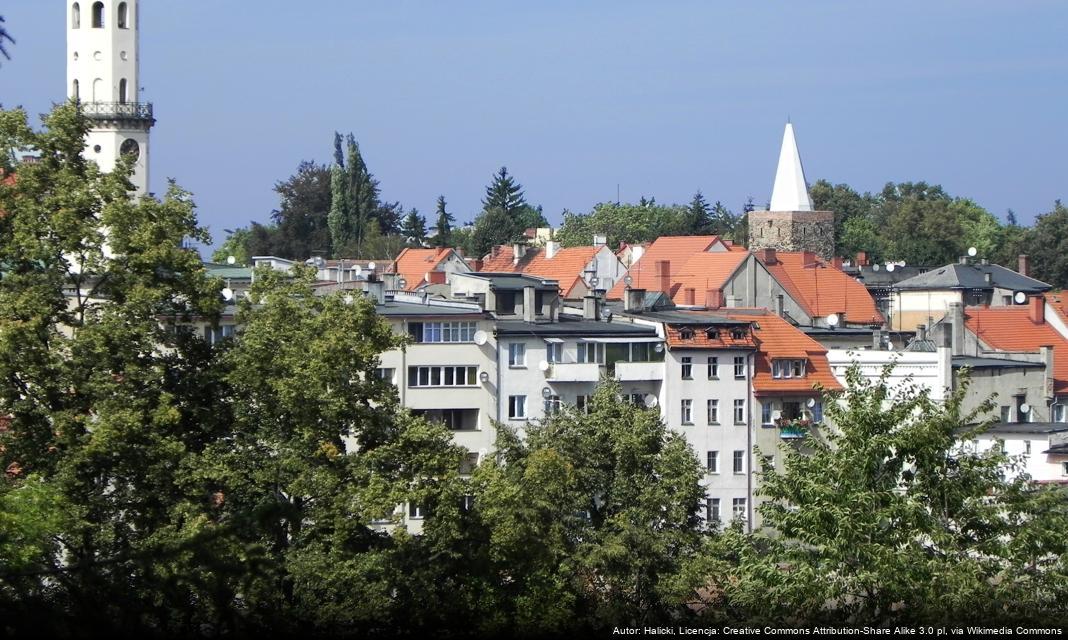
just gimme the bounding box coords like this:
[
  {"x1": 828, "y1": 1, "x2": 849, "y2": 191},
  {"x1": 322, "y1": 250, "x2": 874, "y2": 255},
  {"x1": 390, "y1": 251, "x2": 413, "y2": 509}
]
[{"x1": 2, "y1": 1, "x2": 1066, "y2": 250}]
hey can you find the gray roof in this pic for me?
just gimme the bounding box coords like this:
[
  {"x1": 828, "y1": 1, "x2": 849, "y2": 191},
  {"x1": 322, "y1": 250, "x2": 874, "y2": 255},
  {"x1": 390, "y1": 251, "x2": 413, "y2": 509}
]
[
  {"x1": 496, "y1": 318, "x2": 658, "y2": 338},
  {"x1": 842, "y1": 265, "x2": 927, "y2": 287},
  {"x1": 632, "y1": 309, "x2": 760, "y2": 325},
  {"x1": 974, "y1": 422, "x2": 1068, "y2": 435},
  {"x1": 204, "y1": 263, "x2": 254, "y2": 280},
  {"x1": 461, "y1": 272, "x2": 559, "y2": 290},
  {"x1": 904, "y1": 338, "x2": 938, "y2": 352},
  {"x1": 1044, "y1": 443, "x2": 1068, "y2": 455},
  {"x1": 894, "y1": 263, "x2": 1050, "y2": 292},
  {"x1": 952, "y1": 356, "x2": 1045, "y2": 370},
  {"x1": 375, "y1": 301, "x2": 487, "y2": 318}
]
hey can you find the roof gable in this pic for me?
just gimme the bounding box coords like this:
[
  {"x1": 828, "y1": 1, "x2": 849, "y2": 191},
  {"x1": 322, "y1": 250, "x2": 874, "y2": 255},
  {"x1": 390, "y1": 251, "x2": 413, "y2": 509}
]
[
  {"x1": 757, "y1": 252, "x2": 884, "y2": 325},
  {"x1": 964, "y1": 305, "x2": 1068, "y2": 394},
  {"x1": 606, "y1": 235, "x2": 725, "y2": 299}
]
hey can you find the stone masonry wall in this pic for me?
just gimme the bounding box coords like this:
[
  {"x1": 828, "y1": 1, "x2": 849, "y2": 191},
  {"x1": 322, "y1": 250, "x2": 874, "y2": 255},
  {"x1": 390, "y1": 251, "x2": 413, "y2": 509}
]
[{"x1": 747, "y1": 210, "x2": 835, "y2": 259}]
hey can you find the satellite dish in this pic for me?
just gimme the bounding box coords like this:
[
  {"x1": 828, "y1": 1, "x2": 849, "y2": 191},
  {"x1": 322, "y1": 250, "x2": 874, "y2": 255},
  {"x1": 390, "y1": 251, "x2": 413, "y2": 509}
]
[
  {"x1": 826, "y1": 313, "x2": 840, "y2": 327},
  {"x1": 221, "y1": 287, "x2": 234, "y2": 301},
  {"x1": 806, "y1": 398, "x2": 816, "y2": 408},
  {"x1": 473, "y1": 330, "x2": 488, "y2": 346},
  {"x1": 398, "y1": 278, "x2": 408, "y2": 289},
  {"x1": 589, "y1": 276, "x2": 599, "y2": 288},
  {"x1": 343, "y1": 294, "x2": 354, "y2": 305},
  {"x1": 968, "y1": 246, "x2": 978, "y2": 257},
  {"x1": 872, "y1": 264, "x2": 880, "y2": 271},
  {"x1": 424, "y1": 272, "x2": 431, "y2": 282},
  {"x1": 644, "y1": 394, "x2": 658, "y2": 408},
  {"x1": 541, "y1": 387, "x2": 552, "y2": 399},
  {"x1": 368, "y1": 262, "x2": 377, "y2": 271},
  {"x1": 624, "y1": 274, "x2": 634, "y2": 286},
  {"x1": 538, "y1": 360, "x2": 551, "y2": 372},
  {"x1": 1014, "y1": 291, "x2": 1027, "y2": 304},
  {"x1": 353, "y1": 265, "x2": 363, "y2": 276},
  {"x1": 654, "y1": 343, "x2": 664, "y2": 352},
  {"x1": 1020, "y1": 403, "x2": 1031, "y2": 415},
  {"x1": 886, "y1": 264, "x2": 895, "y2": 272},
  {"x1": 226, "y1": 255, "x2": 236, "y2": 265}
]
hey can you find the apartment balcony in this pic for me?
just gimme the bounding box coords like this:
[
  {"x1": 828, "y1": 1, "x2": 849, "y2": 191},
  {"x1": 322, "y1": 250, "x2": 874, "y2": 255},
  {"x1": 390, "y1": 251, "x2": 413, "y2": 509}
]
[
  {"x1": 613, "y1": 361, "x2": 665, "y2": 382},
  {"x1": 546, "y1": 362, "x2": 601, "y2": 382}
]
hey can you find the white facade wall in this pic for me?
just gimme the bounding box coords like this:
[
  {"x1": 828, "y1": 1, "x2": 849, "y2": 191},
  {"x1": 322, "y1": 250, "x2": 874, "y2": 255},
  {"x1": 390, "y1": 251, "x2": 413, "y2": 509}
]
[{"x1": 967, "y1": 435, "x2": 1068, "y2": 483}]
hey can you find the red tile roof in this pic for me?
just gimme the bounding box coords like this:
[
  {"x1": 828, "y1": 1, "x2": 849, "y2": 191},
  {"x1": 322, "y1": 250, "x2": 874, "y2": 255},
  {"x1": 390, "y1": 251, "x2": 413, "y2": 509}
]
[
  {"x1": 606, "y1": 235, "x2": 726, "y2": 300},
  {"x1": 664, "y1": 320, "x2": 757, "y2": 350},
  {"x1": 669, "y1": 252, "x2": 749, "y2": 306},
  {"x1": 391, "y1": 248, "x2": 456, "y2": 291},
  {"x1": 964, "y1": 305, "x2": 1068, "y2": 395},
  {"x1": 755, "y1": 251, "x2": 883, "y2": 326},
  {"x1": 724, "y1": 310, "x2": 842, "y2": 396},
  {"x1": 479, "y1": 245, "x2": 600, "y2": 297},
  {"x1": 1046, "y1": 292, "x2": 1068, "y2": 328}
]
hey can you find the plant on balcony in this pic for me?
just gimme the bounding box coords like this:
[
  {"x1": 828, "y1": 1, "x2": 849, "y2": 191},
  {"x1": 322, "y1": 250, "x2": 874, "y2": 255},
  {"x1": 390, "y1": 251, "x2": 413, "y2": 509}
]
[{"x1": 774, "y1": 416, "x2": 813, "y2": 437}]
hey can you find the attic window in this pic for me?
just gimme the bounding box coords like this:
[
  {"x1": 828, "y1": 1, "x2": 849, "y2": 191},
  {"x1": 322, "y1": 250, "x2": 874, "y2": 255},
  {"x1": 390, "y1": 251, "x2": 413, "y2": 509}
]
[
  {"x1": 705, "y1": 328, "x2": 719, "y2": 340},
  {"x1": 731, "y1": 329, "x2": 746, "y2": 340},
  {"x1": 772, "y1": 359, "x2": 807, "y2": 379},
  {"x1": 679, "y1": 328, "x2": 694, "y2": 340}
]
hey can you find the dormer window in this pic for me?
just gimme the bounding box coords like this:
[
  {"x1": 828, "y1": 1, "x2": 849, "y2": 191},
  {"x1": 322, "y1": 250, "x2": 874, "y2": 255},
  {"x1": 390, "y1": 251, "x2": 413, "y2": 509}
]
[
  {"x1": 731, "y1": 329, "x2": 746, "y2": 340},
  {"x1": 705, "y1": 328, "x2": 719, "y2": 340},
  {"x1": 679, "y1": 328, "x2": 694, "y2": 340},
  {"x1": 772, "y1": 359, "x2": 807, "y2": 379}
]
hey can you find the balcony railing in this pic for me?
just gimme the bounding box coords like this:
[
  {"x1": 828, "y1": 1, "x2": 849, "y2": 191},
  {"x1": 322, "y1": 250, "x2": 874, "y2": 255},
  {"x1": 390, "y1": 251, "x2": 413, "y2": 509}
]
[
  {"x1": 80, "y1": 101, "x2": 154, "y2": 122},
  {"x1": 776, "y1": 417, "x2": 815, "y2": 439}
]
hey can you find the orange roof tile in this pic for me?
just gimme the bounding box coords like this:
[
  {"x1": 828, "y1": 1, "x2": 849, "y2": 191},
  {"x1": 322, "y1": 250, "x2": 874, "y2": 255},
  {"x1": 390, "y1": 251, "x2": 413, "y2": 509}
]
[
  {"x1": 756, "y1": 252, "x2": 883, "y2": 326},
  {"x1": 724, "y1": 310, "x2": 842, "y2": 395},
  {"x1": 391, "y1": 248, "x2": 455, "y2": 291},
  {"x1": 606, "y1": 235, "x2": 725, "y2": 300},
  {"x1": 478, "y1": 245, "x2": 601, "y2": 297},
  {"x1": 964, "y1": 305, "x2": 1068, "y2": 395},
  {"x1": 669, "y1": 252, "x2": 749, "y2": 306},
  {"x1": 1046, "y1": 292, "x2": 1068, "y2": 328},
  {"x1": 664, "y1": 319, "x2": 757, "y2": 350}
]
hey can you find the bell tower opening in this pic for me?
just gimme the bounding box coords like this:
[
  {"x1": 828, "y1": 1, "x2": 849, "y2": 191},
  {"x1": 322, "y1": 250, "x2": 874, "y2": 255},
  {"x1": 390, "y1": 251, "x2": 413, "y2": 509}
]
[{"x1": 92, "y1": 2, "x2": 105, "y2": 28}]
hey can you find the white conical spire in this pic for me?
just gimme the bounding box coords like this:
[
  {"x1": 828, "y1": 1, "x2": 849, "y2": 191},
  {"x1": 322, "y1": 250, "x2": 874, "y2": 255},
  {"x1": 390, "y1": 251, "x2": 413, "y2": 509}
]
[{"x1": 769, "y1": 122, "x2": 813, "y2": 212}]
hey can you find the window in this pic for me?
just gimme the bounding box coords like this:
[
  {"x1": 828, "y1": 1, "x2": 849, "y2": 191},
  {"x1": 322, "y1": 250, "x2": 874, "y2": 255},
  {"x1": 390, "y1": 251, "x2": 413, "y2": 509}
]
[
  {"x1": 1063, "y1": 462, "x2": 1068, "y2": 477},
  {"x1": 762, "y1": 454, "x2": 775, "y2": 471},
  {"x1": 409, "y1": 321, "x2": 477, "y2": 343},
  {"x1": 705, "y1": 328, "x2": 719, "y2": 340},
  {"x1": 679, "y1": 328, "x2": 694, "y2": 340},
  {"x1": 117, "y1": 2, "x2": 128, "y2": 29},
  {"x1": 1024, "y1": 440, "x2": 1031, "y2": 456},
  {"x1": 408, "y1": 503, "x2": 426, "y2": 519},
  {"x1": 731, "y1": 329, "x2": 746, "y2": 340},
  {"x1": 732, "y1": 498, "x2": 747, "y2": 521},
  {"x1": 508, "y1": 395, "x2": 527, "y2": 420},
  {"x1": 407, "y1": 365, "x2": 477, "y2": 387},
  {"x1": 761, "y1": 402, "x2": 774, "y2": 425},
  {"x1": 576, "y1": 394, "x2": 593, "y2": 413},
  {"x1": 413, "y1": 408, "x2": 477, "y2": 431},
  {"x1": 72, "y1": 79, "x2": 80, "y2": 100},
  {"x1": 546, "y1": 342, "x2": 563, "y2": 363},
  {"x1": 629, "y1": 342, "x2": 664, "y2": 362},
  {"x1": 733, "y1": 356, "x2": 746, "y2": 379},
  {"x1": 733, "y1": 450, "x2": 745, "y2": 474},
  {"x1": 707, "y1": 356, "x2": 718, "y2": 379},
  {"x1": 706, "y1": 451, "x2": 718, "y2": 473},
  {"x1": 734, "y1": 399, "x2": 745, "y2": 425},
  {"x1": 544, "y1": 395, "x2": 562, "y2": 416},
  {"x1": 375, "y1": 368, "x2": 395, "y2": 384},
  {"x1": 460, "y1": 452, "x2": 480, "y2": 475},
  {"x1": 460, "y1": 495, "x2": 476, "y2": 512},
  {"x1": 119, "y1": 78, "x2": 128, "y2": 104},
  {"x1": 681, "y1": 357, "x2": 692, "y2": 379},
  {"x1": 577, "y1": 342, "x2": 603, "y2": 364},
  {"x1": 72, "y1": 3, "x2": 81, "y2": 29},
  {"x1": 508, "y1": 343, "x2": 526, "y2": 367},
  {"x1": 811, "y1": 400, "x2": 824, "y2": 423},
  {"x1": 1055, "y1": 404, "x2": 1067, "y2": 423},
  {"x1": 681, "y1": 399, "x2": 693, "y2": 425},
  {"x1": 706, "y1": 498, "x2": 721, "y2": 527},
  {"x1": 92, "y1": 1, "x2": 104, "y2": 28},
  {"x1": 204, "y1": 324, "x2": 235, "y2": 345},
  {"x1": 707, "y1": 399, "x2": 719, "y2": 425},
  {"x1": 772, "y1": 359, "x2": 806, "y2": 378}
]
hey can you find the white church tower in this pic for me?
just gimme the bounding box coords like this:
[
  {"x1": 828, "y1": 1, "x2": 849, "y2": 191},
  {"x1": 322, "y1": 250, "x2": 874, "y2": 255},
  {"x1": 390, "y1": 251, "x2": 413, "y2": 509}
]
[{"x1": 66, "y1": 1, "x2": 153, "y2": 196}]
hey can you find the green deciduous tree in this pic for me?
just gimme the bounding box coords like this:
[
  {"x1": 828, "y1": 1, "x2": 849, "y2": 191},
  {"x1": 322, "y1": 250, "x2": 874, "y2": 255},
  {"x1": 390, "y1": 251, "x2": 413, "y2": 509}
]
[
  {"x1": 680, "y1": 366, "x2": 1068, "y2": 625},
  {"x1": 1022, "y1": 200, "x2": 1068, "y2": 287},
  {"x1": 555, "y1": 201, "x2": 693, "y2": 249}
]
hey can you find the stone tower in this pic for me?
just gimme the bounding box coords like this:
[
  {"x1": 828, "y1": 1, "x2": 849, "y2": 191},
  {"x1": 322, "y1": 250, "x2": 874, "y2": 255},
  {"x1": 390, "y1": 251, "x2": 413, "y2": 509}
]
[
  {"x1": 747, "y1": 123, "x2": 834, "y2": 259},
  {"x1": 67, "y1": 0, "x2": 154, "y2": 196}
]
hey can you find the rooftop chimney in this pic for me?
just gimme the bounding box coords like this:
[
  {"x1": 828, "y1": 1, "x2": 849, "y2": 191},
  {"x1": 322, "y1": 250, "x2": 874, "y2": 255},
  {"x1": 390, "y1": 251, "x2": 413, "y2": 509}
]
[
  {"x1": 1029, "y1": 295, "x2": 1044, "y2": 324},
  {"x1": 1018, "y1": 254, "x2": 1030, "y2": 278},
  {"x1": 624, "y1": 288, "x2": 646, "y2": 313},
  {"x1": 656, "y1": 260, "x2": 671, "y2": 294},
  {"x1": 545, "y1": 241, "x2": 560, "y2": 260},
  {"x1": 959, "y1": 256, "x2": 968, "y2": 265},
  {"x1": 761, "y1": 248, "x2": 778, "y2": 265},
  {"x1": 513, "y1": 243, "x2": 528, "y2": 266},
  {"x1": 917, "y1": 324, "x2": 928, "y2": 342},
  {"x1": 523, "y1": 286, "x2": 537, "y2": 322},
  {"x1": 684, "y1": 288, "x2": 696, "y2": 306},
  {"x1": 831, "y1": 256, "x2": 843, "y2": 269},
  {"x1": 592, "y1": 234, "x2": 608, "y2": 247},
  {"x1": 949, "y1": 302, "x2": 965, "y2": 355},
  {"x1": 583, "y1": 295, "x2": 600, "y2": 321},
  {"x1": 775, "y1": 294, "x2": 785, "y2": 318},
  {"x1": 872, "y1": 329, "x2": 884, "y2": 351},
  {"x1": 802, "y1": 251, "x2": 818, "y2": 268},
  {"x1": 705, "y1": 288, "x2": 723, "y2": 310},
  {"x1": 855, "y1": 251, "x2": 870, "y2": 267}
]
